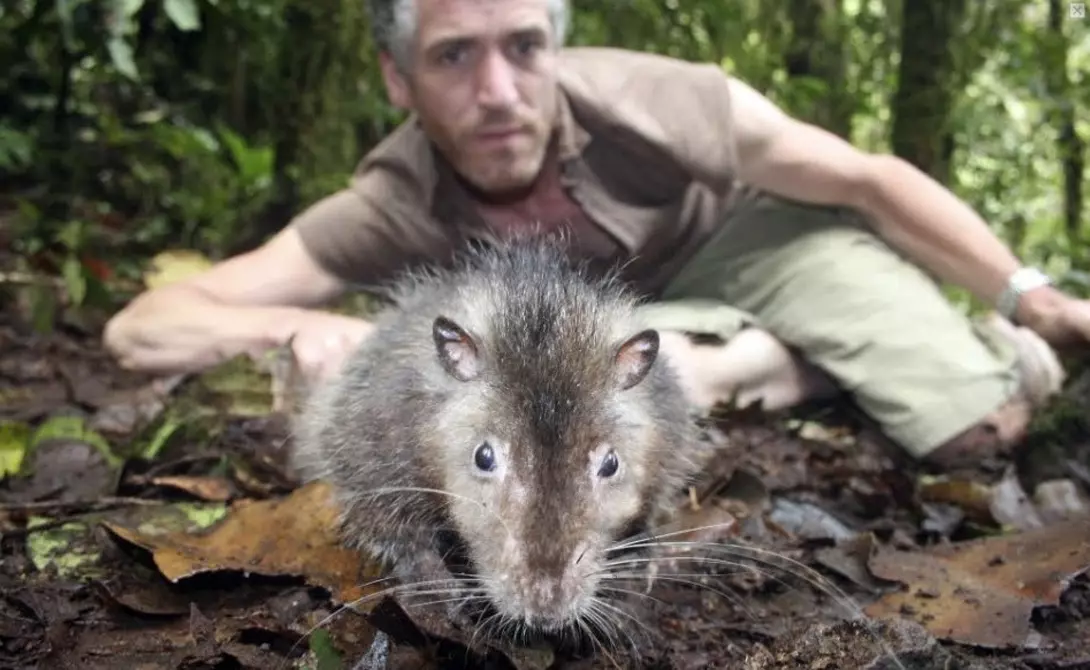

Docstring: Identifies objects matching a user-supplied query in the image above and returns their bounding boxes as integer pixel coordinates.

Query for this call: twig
[1,516,75,538]
[0,271,65,288]
[0,496,169,517]
[0,270,142,294]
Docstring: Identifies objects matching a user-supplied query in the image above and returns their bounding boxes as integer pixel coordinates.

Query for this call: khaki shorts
[636,193,1022,458]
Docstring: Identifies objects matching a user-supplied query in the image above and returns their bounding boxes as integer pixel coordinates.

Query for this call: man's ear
[379,52,412,110]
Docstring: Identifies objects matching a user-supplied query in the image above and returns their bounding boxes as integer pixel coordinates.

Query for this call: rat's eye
[597,450,619,478]
[474,442,497,472]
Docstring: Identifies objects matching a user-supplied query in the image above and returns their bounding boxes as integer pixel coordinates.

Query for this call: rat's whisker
[608,520,740,552]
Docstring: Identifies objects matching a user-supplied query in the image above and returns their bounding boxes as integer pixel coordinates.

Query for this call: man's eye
[438,44,468,65]
[511,37,540,58]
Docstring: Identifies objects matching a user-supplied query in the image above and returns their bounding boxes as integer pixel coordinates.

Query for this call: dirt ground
[2,288,1090,670]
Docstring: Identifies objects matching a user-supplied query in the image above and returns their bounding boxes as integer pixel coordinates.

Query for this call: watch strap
[996,266,1052,322]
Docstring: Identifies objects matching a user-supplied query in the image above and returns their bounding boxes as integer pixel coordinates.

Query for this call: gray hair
[368,0,570,71]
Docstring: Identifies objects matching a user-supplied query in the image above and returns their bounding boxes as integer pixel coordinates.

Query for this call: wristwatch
[996,266,1052,322]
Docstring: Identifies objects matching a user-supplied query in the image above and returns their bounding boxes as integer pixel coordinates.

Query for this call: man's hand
[1018,286,1090,351]
[286,312,376,383]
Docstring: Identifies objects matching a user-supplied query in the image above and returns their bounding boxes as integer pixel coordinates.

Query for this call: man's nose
[476,51,518,108]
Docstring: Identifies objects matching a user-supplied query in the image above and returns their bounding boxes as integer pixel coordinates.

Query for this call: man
[104,0,1089,471]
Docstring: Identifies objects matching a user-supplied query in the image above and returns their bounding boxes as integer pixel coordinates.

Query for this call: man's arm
[725,77,1071,330]
[103,225,352,374]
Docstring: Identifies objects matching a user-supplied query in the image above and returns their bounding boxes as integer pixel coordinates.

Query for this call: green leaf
[105,0,146,37]
[0,125,34,170]
[31,416,122,469]
[0,420,31,478]
[119,0,147,17]
[106,36,140,80]
[62,255,87,306]
[308,629,344,670]
[28,283,57,335]
[163,0,201,31]
[25,517,105,580]
[55,0,77,49]
[141,416,182,460]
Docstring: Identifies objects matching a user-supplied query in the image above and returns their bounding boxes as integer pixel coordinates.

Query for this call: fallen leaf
[989,468,1045,531]
[102,481,383,605]
[94,567,191,616]
[261,344,306,415]
[1034,479,1090,524]
[140,416,183,460]
[143,249,213,289]
[768,498,856,542]
[2,436,119,505]
[791,420,856,448]
[25,517,106,580]
[307,628,345,670]
[917,475,993,523]
[0,581,86,668]
[89,374,186,437]
[864,517,1090,648]
[195,355,276,417]
[813,533,887,593]
[0,420,30,477]
[31,415,121,468]
[150,475,235,502]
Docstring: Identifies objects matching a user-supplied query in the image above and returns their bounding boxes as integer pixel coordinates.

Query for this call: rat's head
[421,270,673,633]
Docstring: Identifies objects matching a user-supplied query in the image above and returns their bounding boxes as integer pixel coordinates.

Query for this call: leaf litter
[3,279,1090,669]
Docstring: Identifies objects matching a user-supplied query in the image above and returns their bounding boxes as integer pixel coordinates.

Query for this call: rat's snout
[494,542,596,631]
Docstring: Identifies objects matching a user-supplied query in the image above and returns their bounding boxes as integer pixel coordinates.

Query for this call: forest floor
[2,246,1090,670]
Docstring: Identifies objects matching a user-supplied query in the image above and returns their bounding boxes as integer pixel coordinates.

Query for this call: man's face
[381,0,561,197]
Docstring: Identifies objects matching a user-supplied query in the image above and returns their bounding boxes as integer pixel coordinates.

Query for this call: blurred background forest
[0,0,1087,327]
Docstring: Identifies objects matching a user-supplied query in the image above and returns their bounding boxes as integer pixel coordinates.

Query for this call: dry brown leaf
[864,517,1090,648]
[101,481,383,606]
[150,475,235,502]
[917,476,993,523]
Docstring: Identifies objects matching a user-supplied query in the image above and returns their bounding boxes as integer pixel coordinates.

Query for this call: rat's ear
[433,316,481,382]
[614,329,659,390]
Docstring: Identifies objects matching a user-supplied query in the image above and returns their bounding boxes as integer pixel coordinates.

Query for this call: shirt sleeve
[559,48,740,194]
[290,185,427,292]
[289,169,444,291]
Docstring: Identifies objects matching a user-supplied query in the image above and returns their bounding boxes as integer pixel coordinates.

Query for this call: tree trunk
[783,0,853,138]
[1046,0,1085,241]
[889,0,968,185]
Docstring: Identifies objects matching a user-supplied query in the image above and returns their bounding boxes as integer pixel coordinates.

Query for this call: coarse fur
[291,235,705,642]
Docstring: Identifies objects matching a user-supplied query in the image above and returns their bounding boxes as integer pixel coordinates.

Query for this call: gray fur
[291,236,705,638]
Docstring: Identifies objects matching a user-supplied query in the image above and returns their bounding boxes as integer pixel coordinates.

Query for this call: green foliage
[0,0,1086,312]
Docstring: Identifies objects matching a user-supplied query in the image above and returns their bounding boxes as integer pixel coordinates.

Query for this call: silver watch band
[996,266,1052,321]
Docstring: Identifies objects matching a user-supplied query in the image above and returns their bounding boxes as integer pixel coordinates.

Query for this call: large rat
[290,236,711,646]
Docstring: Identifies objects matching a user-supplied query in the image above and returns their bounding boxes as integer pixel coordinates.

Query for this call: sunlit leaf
[163,0,201,31]
[309,629,344,670]
[32,415,122,469]
[26,517,106,580]
[62,254,87,306]
[0,420,31,478]
[54,0,77,49]
[143,249,214,289]
[106,36,139,80]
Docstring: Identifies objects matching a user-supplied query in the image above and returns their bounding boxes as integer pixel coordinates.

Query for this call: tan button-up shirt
[292,46,748,298]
